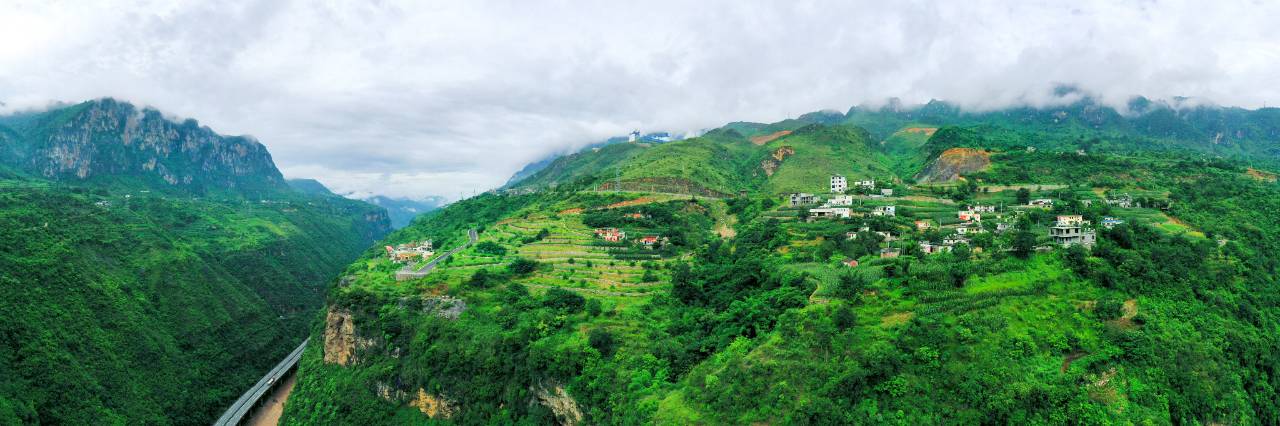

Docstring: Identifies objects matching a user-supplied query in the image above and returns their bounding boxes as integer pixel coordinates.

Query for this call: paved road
[396,229,477,280]
[214,338,309,426]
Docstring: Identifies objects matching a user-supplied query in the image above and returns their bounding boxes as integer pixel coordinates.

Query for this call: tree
[588,328,617,357]
[474,241,507,256]
[509,258,538,275]
[542,287,585,313]
[1016,188,1031,205]
[467,269,493,288]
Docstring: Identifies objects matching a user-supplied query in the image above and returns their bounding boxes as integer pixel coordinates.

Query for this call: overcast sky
[2,1,1277,200]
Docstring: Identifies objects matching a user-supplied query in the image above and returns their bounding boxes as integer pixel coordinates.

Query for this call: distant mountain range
[285,178,445,229]
[503,94,1280,193]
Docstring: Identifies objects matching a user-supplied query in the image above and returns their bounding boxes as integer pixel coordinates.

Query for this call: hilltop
[283,99,1280,424]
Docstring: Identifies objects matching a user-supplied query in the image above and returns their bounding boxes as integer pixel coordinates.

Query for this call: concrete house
[809,206,852,219]
[830,175,847,194]
[828,195,854,206]
[881,188,894,196]
[872,205,896,217]
[970,205,996,213]
[854,179,875,189]
[920,241,952,254]
[880,248,901,259]
[1029,199,1054,208]
[958,211,982,222]
[790,193,817,207]
[1101,217,1125,229]
[1051,215,1095,248]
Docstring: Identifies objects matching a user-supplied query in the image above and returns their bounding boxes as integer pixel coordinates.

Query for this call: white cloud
[2,0,1277,200]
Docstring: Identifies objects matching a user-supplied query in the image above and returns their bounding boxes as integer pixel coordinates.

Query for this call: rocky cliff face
[759,145,794,177]
[914,147,991,183]
[1,98,286,194]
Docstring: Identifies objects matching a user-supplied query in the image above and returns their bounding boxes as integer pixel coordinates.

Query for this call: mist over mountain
[361,195,447,229]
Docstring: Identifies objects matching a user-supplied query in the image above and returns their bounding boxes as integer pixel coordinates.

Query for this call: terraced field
[440,212,675,302]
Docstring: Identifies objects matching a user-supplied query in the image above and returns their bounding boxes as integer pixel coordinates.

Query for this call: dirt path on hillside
[245,369,298,426]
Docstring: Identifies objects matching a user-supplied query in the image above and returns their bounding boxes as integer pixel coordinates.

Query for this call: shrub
[509,258,538,275]
[542,287,585,313]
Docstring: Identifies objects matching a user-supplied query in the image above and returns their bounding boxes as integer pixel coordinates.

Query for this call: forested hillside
[286,100,1280,424]
[0,101,391,424]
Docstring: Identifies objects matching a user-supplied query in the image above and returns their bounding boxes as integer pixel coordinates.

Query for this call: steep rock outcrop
[2,98,286,194]
[759,146,794,177]
[531,380,584,426]
[323,307,373,365]
[914,147,991,183]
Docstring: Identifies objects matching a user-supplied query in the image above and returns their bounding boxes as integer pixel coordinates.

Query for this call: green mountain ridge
[283,98,1280,424]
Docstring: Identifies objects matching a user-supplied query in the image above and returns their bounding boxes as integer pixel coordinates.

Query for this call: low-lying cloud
[2,0,1277,200]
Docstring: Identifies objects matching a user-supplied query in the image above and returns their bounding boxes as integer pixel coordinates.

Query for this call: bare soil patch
[750,130,792,145]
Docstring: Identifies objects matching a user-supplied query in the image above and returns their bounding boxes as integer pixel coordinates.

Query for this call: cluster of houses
[790,176,898,221]
[594,227,626,242]
[385,240,434,263]
[593,227,666,247]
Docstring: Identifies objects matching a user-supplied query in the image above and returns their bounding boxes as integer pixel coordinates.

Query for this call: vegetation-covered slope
[0,100,392,425]
[288,96,1280,424]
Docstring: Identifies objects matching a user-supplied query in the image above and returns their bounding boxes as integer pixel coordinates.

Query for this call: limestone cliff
[0,98,287,195]
[531,380,584,426]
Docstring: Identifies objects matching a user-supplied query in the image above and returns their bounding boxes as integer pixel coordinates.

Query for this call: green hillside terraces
[282,98,1280,424]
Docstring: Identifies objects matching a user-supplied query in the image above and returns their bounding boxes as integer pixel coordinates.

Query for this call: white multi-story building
[830,175,847,194]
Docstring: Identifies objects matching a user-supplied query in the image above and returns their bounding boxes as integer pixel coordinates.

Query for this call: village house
[854,179,876,189]
[624,212,648,219]
[1105,194,1135,208]
[828,195,854,206]
[875,231,898,242]
[639,235,662,246]
[955,226,969,235]
[809,206,852,219]
[914,220,931,231]
[880,247,901,259]
[843,259,859,268]
[919,241,952,255]
[996,222,1012,233]
[386,240,435,263]
[1051,215,1096,248]
[970,205,996,213]
[872,205,897,217]
[789,193,817,207]
[943,235,969,246]
[594,228,627,242]
[1029,199,1054,208]
[957,210,982,222]
[880,188,894,196]
[830,175,847,194]
[1101,217,1125,229]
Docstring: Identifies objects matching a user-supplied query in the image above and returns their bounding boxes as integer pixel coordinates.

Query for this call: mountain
[361,195,447,229]
[283,98,1280,424]
[0,98,290,197]
[0,101,391,425]
[503,132,684,189]
[286,178,339,197]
